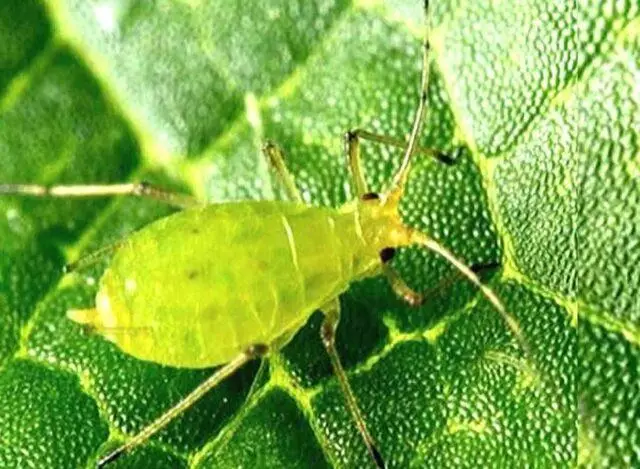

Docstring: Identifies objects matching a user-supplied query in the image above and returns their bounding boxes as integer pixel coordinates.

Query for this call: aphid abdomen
[93,201,378,368]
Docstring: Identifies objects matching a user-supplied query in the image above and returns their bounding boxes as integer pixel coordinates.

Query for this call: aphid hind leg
[320,299,385,469]
[0,181,199,209]
[261,141,303,203]
[97,344,268,468]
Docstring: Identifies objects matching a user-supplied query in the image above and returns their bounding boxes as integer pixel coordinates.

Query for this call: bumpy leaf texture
[0,0,637,468]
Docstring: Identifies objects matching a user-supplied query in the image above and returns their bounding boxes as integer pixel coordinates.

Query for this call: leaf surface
[0,1,637,468]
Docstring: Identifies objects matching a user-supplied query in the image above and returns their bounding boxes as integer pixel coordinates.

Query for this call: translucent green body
[95,200,384,368]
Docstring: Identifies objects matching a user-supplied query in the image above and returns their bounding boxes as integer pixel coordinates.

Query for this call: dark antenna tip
[371,444,386,469]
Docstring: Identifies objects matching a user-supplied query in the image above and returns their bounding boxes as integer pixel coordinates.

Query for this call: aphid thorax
[344,190,412,250]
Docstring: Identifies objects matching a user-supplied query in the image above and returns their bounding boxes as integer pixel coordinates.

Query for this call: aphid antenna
[409,231,531,356]
[370,0,532,360]
[386,0,433,202]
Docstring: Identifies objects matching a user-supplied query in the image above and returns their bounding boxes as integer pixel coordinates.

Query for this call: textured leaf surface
[0,0,636,468]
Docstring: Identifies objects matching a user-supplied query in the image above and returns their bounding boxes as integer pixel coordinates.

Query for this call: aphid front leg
[320,299,385,469]
[0,181,200,209]
[418,262,500,302]
[380,247,502,308]
[379,248,424,307]
[97,344,269,468]
[261,141,303,203]
[345,129,456,198]
[63,239,124,273]
[410,231,529,354]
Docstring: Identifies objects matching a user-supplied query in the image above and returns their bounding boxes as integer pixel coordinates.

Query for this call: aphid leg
[320,299,385,469]
[243,356,268,405]
[345,130,455,197]
[96,344,268,468]
[378,247,423,306]
[419,262,500,301]
[344,130,369,196]
[382,264,424,307]
[380,248,501,308]
[411,230,529,355]
[0,181,200,209]
[63,240,124,274]
[261,141,303,203]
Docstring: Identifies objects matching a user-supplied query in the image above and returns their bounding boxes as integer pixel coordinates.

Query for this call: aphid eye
[361,192,380,201]
[379,247,396,263]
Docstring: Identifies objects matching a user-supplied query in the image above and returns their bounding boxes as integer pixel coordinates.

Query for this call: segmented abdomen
[100,201,371,368]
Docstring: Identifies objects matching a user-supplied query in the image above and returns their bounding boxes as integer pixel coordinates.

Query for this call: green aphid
[0,3,526,467]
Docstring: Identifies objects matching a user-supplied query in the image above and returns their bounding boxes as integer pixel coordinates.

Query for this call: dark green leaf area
[312,340,446,469]
[0,240,62,364]
[495,21,639,326]
[198,388,331,469]
[579,320,640,468]
[392,148,501,331]
[401,150,500,268]
[437,283,576,468]
[0,49,138,242]
[280,285,388,389]
[0,359,107,468]
[0,0,51,93]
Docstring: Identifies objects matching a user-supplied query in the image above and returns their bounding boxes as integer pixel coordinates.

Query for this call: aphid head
[353,188,414,251]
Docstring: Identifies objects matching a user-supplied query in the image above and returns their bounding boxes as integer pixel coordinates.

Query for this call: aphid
[1,2,526,467]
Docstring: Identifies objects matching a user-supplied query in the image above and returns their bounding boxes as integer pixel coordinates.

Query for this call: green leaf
[0,1,636,468]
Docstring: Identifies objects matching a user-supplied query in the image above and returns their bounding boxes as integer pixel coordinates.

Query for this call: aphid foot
[402,292,424,307]
[97,447,124,468]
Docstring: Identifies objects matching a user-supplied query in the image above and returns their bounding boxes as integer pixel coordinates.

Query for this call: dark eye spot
[187,270,198,279]
[361,192,379,201]
[379,247,396,263]
[191,227,200,234]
